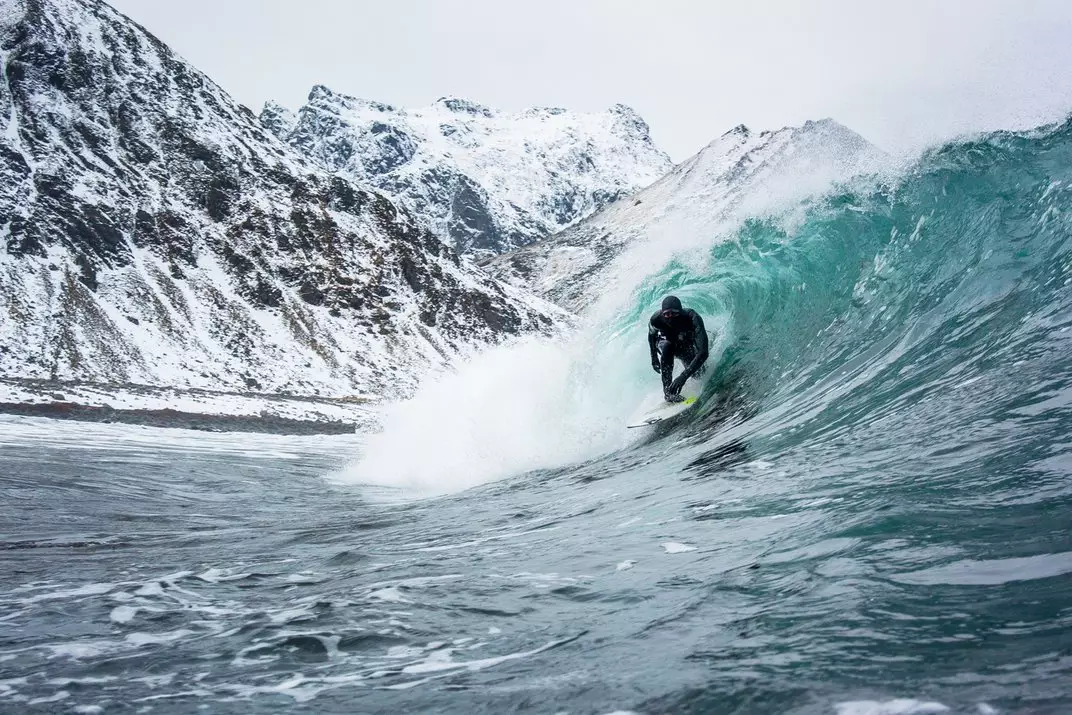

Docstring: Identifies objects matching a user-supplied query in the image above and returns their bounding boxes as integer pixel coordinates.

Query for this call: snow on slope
[0,0,568,399]
[262,88,673,257]
[483,120,894,312]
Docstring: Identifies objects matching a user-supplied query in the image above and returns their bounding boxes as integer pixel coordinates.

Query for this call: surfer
[648,295,709,402]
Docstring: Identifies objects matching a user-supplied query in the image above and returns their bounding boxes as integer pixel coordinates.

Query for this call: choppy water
[4,119,1072,714]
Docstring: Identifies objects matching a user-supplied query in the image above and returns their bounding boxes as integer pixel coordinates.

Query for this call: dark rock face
[447,176,502,255]
[0,0,565,398]
[260,100,297,140]
[363,121,417,174]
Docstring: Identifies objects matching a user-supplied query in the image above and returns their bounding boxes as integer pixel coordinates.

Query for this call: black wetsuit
[648,304,709,398]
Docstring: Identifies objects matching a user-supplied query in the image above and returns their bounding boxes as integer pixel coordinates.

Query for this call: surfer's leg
[657,338,676,393]
[677,343,696,372]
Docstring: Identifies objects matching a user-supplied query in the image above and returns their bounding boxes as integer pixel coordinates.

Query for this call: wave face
[660,117,1072,470]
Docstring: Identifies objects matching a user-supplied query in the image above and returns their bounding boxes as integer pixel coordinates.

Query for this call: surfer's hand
[651,360,661,374]
[664,392,685,403]
[669,375,686,394]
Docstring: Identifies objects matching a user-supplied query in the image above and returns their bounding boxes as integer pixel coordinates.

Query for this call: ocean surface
[3,119,1072,714]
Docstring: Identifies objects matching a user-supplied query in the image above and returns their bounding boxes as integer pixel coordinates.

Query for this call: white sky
[108,0,1072,161]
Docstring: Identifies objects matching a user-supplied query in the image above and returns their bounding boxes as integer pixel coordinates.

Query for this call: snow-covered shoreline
[0,379,380,434]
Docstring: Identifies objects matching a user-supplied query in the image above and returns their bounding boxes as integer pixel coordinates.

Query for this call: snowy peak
[608,102,658,143]
[307,84,396,114]
[262,88,673,257]
[260,100,297,140]
[434,96,495,117]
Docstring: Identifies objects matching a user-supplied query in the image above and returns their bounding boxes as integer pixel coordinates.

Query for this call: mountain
[261,88,673,258]
[482,119,893,311]
[0,0,566,399]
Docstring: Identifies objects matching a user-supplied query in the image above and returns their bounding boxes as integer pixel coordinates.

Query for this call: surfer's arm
[680,313,709,379]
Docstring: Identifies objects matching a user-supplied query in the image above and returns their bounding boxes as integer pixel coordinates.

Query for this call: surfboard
[626,395,699,429]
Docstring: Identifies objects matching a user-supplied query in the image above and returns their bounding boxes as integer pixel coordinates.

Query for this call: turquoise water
[2,119,1072,713]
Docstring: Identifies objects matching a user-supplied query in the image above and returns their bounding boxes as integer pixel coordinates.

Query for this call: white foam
[125,629,195,646]
[47,677,116,686]
[661,542,697,554]
[197,568,252,583]
[369,587,410,603]
[891,551,1072,586]
[20,582,113,605]
[338,330,652,496]
[269,606,316,625]
[836,700,949,715]
[28,690,69,705]
[339,287,733,502]
[0,677,27,698]
[398,636,573,676]
[45,642,115,660]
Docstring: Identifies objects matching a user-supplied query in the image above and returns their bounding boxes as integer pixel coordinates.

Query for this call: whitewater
[3,116,1072,714]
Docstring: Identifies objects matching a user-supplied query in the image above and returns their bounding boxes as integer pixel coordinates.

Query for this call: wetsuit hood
[661,295,683,312]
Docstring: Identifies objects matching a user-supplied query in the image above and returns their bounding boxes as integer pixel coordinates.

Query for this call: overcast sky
[108,0,1072,161]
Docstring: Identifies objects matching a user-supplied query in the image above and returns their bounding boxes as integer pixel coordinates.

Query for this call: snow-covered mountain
[483,120,893,311]
[0,0,566,399]
[261,88,673,257]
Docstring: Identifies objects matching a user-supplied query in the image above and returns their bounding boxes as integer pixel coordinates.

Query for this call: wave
[679,118,1072,454]
[342,116,1072,496]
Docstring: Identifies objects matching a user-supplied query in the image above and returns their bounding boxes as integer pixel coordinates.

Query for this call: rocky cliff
[0,0,567,399]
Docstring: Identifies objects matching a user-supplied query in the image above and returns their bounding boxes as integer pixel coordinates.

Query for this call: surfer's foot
[664,393,685,403]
